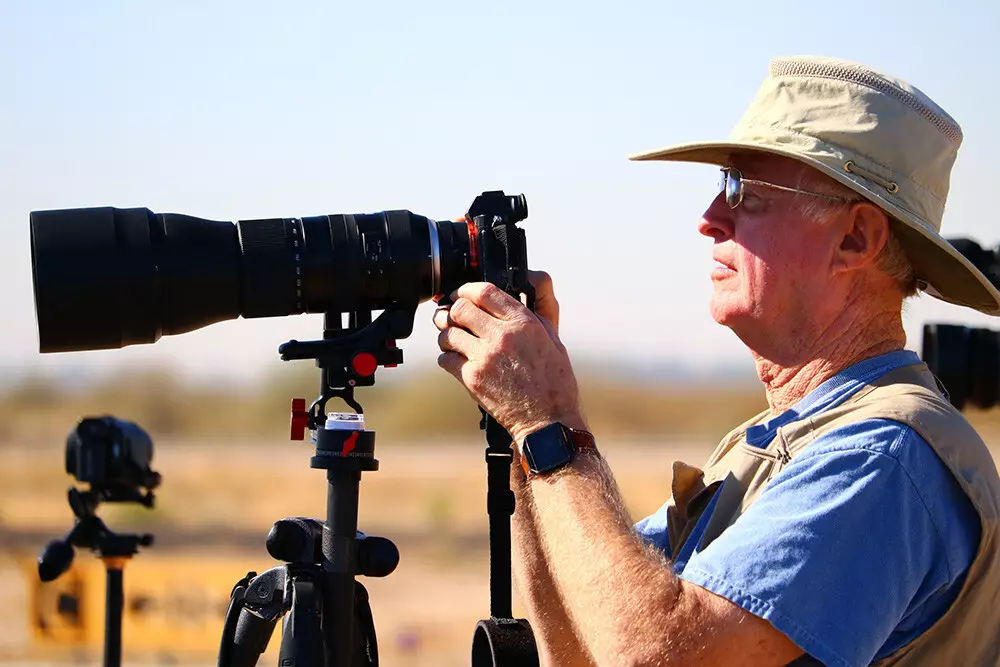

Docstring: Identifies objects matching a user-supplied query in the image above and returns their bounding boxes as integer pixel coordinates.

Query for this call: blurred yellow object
[23,553,272,657]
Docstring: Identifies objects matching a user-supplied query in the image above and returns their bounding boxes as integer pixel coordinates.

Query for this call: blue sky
[4,0,1000,385]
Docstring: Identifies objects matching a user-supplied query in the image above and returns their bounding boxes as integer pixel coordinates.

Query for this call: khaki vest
[667,362,1000,665]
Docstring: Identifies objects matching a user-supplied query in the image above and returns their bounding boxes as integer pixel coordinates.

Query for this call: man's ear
[832,202,890,274]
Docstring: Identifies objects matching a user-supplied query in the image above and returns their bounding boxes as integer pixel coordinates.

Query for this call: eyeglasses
[719,166,849,210]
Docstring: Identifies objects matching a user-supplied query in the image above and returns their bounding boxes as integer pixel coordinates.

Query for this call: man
[434,56,1000,666]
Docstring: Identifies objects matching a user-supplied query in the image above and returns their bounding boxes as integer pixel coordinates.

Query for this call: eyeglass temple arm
[741,177,847,201]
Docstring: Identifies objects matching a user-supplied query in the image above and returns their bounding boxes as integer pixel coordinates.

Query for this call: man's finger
[452,282,524,320]
[537,313,561,344]
[433,301,497,339]
[437,350,466,379]
[446,297,500,336]
[432,306,451,332]
[437,326,479,357]
[528,270,559,331]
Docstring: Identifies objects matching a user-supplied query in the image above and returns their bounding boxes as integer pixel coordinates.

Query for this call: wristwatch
[519,422,596,476]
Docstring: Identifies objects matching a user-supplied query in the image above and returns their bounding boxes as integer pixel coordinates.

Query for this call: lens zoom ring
[238,218,301,318]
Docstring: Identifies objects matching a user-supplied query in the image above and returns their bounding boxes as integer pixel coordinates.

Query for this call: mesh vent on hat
[769,58,964,144]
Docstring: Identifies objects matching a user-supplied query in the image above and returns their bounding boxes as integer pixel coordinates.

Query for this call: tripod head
[39,417,159,583]
[281,303,413,433]
[38,487,155,582]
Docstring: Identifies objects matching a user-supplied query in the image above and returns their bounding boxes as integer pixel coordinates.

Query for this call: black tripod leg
[103,558,126,667]
[279,577,324,667]
[218,573,252,667]
[323,467,362,666]
[229,607,280,667]
[219,569,282,667]
[483,415,516,620]
[353,581,378,666]
[472,415,540,667]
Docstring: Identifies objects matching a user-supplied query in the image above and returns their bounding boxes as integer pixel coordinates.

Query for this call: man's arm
[523,446,803,666]
[510,458,597,667]
[433,280,803,665]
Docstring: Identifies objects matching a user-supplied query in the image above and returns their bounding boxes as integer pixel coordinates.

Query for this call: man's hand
[432,271,586,442]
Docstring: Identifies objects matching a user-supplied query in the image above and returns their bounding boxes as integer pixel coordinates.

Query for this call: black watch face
[524,423,574,474]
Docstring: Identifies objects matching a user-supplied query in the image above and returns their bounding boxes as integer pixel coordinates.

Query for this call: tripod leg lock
[486,487,516,517]
[485,450,516,517]
[218,567,287,667]
[471,618,539,667]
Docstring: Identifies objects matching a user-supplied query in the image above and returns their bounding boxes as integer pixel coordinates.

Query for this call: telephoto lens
[30,205,482,352]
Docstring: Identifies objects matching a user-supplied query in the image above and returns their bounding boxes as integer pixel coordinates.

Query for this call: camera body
[466,190,529,296]
[66,416,161,495]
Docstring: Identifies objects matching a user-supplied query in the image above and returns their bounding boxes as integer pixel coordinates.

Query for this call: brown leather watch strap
[569,428,597,452]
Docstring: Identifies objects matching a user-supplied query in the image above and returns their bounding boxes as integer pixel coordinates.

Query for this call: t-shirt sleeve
[678,421,977,667]
[634,499,673,553]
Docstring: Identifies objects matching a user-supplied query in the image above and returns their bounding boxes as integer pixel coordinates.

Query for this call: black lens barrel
[31,207,143,352]
[238,216,304,318]
[234,211,438,317]
[30,206,473,353]
[31,207,242,352]
[159,213,242,338]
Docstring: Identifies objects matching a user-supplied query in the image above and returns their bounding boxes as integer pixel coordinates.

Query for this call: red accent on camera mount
[290,398,309,441]
[350,352,378,377]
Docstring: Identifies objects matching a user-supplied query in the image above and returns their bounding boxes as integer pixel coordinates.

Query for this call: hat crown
[767,56,963,145]
[730,56,963,232]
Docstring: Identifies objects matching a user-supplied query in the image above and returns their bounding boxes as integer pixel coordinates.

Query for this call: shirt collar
[745,349,922,448]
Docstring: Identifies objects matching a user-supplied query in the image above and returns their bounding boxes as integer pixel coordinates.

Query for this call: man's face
[697,154,844,346]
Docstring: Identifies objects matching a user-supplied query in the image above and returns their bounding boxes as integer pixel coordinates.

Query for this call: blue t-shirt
[634,350,982,667]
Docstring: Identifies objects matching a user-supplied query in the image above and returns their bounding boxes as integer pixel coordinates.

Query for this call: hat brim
[630,140,1000,316]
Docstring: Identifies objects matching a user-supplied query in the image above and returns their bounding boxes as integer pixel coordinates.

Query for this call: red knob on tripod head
[351,352,378,377]
[290,398,309,441]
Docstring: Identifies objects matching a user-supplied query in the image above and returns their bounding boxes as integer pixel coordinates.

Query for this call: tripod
[218,307,408,667]
[218,190,540,666]
[38,485,155,667]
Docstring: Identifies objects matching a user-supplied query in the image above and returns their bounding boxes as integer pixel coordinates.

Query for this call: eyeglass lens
[721,168,743,209]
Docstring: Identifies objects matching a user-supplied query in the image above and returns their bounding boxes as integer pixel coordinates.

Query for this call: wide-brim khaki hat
[630,55,1000,315]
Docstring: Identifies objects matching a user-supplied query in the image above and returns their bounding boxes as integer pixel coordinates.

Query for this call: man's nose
[697,193,735,241]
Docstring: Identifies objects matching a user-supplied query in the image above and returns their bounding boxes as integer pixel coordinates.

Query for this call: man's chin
[709,299,754,332]
[709,299,739,327]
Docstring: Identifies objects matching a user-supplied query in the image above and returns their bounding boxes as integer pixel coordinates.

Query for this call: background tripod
[38,416,160,667]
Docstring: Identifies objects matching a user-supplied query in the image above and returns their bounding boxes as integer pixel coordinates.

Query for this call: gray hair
[795,176,919,297]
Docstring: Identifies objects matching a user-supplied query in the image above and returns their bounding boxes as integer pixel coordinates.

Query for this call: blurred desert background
[3,364,1000,667]
[7,2,1000,665]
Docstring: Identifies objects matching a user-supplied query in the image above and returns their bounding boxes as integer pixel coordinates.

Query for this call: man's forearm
[511,463,596,667]
[526,449,689,665]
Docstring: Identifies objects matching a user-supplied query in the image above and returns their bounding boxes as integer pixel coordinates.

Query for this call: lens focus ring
[238,217,305,318]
